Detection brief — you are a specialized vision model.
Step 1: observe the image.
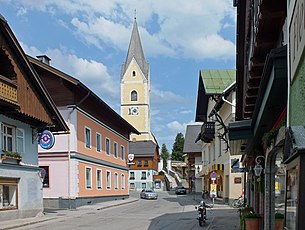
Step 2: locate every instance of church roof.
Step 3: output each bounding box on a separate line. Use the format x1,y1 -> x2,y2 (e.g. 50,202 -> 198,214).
121,19 -> 149,79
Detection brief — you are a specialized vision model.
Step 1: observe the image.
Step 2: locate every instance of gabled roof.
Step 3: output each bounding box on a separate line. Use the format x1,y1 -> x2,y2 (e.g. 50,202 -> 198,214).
121,19 -> 149,79
0,15 -> 68,133
129,140 -> 157,157
195,69 -> 236,122
200,70 -> 236,94
183,124 -> 202,153
28,55 -> 140,137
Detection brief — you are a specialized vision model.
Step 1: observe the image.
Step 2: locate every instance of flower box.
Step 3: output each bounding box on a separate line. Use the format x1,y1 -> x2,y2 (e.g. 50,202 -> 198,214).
1,151 -> 22,164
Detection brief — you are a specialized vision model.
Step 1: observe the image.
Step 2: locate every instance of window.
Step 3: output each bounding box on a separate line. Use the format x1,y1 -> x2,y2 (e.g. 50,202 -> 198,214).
106,171 -> 111,189
106,138 -> 110,155
97,169 -> 102,189
86,167 -> 92,189
114,173 -> 118,189
121,174 -> 125,189
144,160 -> 148,167
138,160 -> 142,167
40,166 -> 49,188
96,133 -> 101,152
85,127 -> 91,149
131,90 -> 137,101
130,183 -> 135,189
121,146 -> 125,160
16,128 -> 24,153
130,171 -> 135,180
114,142 -> 118,158
1,124 -> 24,154
2,124 -> 14,151
141,171 -> 146,180
141,183 -> 146,189
0,178 -> 18,210
132,70 -> 136,77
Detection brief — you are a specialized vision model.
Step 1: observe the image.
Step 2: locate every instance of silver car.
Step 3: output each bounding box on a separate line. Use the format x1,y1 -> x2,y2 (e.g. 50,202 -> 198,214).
140,189 -> 158,200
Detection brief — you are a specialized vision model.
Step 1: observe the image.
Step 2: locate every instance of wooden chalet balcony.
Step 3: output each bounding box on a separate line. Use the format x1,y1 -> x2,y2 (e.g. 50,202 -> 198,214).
0,75 -> 18,105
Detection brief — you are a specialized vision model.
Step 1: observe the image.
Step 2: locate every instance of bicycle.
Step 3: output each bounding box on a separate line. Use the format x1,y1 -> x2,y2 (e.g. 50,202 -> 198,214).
231,196 -> 244,208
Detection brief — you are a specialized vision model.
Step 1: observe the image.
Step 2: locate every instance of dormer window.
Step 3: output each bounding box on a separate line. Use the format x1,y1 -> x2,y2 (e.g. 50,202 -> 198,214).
131,90 -> 138,101
132,71 -> 136,77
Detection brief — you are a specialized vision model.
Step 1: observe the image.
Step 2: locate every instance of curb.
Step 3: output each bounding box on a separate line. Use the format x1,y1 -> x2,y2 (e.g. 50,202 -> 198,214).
0,217 -> 57,230
96,198 -> 139,210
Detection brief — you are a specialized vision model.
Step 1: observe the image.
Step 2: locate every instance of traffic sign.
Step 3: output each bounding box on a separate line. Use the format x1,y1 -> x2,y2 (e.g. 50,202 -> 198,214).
211,171 -> 217,179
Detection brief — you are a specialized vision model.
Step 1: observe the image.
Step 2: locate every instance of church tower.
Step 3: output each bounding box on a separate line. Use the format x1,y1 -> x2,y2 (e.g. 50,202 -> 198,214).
121,17 -> 153,141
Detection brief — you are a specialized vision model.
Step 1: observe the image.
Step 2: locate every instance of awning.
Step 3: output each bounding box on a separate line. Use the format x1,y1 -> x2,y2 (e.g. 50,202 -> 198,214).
212,164 -> 224,171
228,120 -> 252,155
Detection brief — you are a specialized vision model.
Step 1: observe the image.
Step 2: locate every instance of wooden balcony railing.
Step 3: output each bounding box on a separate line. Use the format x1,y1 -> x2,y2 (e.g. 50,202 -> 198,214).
0,75 -> 18,105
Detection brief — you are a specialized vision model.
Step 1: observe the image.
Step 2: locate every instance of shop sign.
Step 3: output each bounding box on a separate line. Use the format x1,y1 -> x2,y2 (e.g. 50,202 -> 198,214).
38,130 -> 55,149
234,177 -> 242,184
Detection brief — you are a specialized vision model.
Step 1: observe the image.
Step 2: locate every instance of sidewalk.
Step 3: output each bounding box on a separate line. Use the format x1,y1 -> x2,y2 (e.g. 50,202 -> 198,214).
0,197 -> 139,230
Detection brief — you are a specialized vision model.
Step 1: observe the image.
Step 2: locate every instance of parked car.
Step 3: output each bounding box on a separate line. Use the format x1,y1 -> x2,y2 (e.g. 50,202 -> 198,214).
140,189 -> 158,200
175,186 -> 186,195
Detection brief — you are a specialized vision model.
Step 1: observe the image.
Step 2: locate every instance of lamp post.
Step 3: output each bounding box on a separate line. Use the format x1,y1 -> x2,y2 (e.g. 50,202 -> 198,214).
254,155 -> 265,177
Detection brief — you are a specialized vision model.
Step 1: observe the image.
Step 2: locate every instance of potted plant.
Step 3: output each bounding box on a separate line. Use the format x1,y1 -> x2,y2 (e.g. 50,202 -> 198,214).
1,150 -> 22,164
244,211 -> 261,230
239,205 -> 254,230
275,212 -> 284,230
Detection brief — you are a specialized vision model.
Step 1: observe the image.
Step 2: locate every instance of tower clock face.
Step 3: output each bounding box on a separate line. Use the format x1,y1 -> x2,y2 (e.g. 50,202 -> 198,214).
129,106 -> 139,115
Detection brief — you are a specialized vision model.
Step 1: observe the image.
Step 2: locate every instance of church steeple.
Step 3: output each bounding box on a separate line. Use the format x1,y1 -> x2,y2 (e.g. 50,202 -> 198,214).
120,16 -> 153,142
122,18 -> 149,79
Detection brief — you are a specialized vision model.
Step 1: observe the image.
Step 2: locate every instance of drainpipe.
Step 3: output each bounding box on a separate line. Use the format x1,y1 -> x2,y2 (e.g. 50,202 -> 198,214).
67,91 -> 90,209
221,96 -> 236,107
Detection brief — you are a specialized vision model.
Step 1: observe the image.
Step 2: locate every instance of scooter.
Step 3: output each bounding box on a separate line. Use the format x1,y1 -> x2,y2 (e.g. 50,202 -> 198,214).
195,201 -> 211,227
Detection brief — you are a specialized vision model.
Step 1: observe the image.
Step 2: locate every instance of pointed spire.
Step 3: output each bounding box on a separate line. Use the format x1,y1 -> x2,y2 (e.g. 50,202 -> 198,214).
122,16 -> 149,79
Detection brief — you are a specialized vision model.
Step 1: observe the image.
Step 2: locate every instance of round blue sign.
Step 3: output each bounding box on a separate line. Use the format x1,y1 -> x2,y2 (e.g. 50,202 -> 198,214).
39,130 -> 55,149
211,171 -> 217,179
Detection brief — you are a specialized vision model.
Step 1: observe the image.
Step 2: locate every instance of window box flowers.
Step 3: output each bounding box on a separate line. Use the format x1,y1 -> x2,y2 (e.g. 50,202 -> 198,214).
1,150 -> 22,164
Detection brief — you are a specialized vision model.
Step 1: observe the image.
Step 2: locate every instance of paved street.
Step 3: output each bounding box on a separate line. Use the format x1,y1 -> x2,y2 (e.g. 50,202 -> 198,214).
1,191 -> 240,230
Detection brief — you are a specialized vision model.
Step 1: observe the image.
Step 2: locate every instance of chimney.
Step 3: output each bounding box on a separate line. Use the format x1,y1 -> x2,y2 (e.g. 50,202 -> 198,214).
36,55 -> 51,65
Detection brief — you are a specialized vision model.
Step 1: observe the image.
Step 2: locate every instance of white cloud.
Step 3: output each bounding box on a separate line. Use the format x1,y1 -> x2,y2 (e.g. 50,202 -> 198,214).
167,121 -> 186,133
20,42 -> 119,103
151,86 -> 186,105
12,0 -> 236,60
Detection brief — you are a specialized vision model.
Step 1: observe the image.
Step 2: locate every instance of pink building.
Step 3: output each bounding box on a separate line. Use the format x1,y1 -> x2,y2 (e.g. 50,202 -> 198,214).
29,56 -> 139,208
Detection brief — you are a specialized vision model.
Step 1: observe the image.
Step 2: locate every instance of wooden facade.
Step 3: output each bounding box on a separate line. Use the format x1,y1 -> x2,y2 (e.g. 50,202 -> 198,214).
0,15 -> 68,221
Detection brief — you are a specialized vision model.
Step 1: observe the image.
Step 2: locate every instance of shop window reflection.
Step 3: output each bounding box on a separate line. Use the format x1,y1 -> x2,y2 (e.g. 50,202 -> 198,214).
286,165 -> 298,230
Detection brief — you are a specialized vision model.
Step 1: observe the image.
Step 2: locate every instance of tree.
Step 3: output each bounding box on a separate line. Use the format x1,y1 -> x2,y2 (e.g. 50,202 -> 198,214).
161,144 -> 169,169
171,132 -> 185,161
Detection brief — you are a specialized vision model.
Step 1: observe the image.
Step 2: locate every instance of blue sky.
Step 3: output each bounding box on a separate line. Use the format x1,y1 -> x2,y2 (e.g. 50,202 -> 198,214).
1,0 -> 236,151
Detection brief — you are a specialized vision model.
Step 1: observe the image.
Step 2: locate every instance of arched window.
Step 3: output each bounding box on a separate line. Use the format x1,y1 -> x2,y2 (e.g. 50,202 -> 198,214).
131,90 -> 138,101
132,71 -> 136,77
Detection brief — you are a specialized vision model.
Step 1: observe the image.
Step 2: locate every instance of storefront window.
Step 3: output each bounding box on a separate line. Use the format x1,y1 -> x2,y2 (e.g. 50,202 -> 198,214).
274,152 -> 285,214
0,178 -> 18,210
286,165 -> 299,230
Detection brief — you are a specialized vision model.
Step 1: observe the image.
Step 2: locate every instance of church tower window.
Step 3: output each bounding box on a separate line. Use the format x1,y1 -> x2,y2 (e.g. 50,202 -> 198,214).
131,90 -> 138,101
132,71 -> 136,77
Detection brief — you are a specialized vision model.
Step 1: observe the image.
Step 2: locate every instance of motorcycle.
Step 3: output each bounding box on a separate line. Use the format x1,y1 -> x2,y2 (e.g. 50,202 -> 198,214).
195,201 -> 211,227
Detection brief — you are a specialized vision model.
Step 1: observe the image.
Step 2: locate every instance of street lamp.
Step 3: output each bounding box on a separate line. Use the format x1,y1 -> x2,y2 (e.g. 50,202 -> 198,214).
254,155 -> 265,177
